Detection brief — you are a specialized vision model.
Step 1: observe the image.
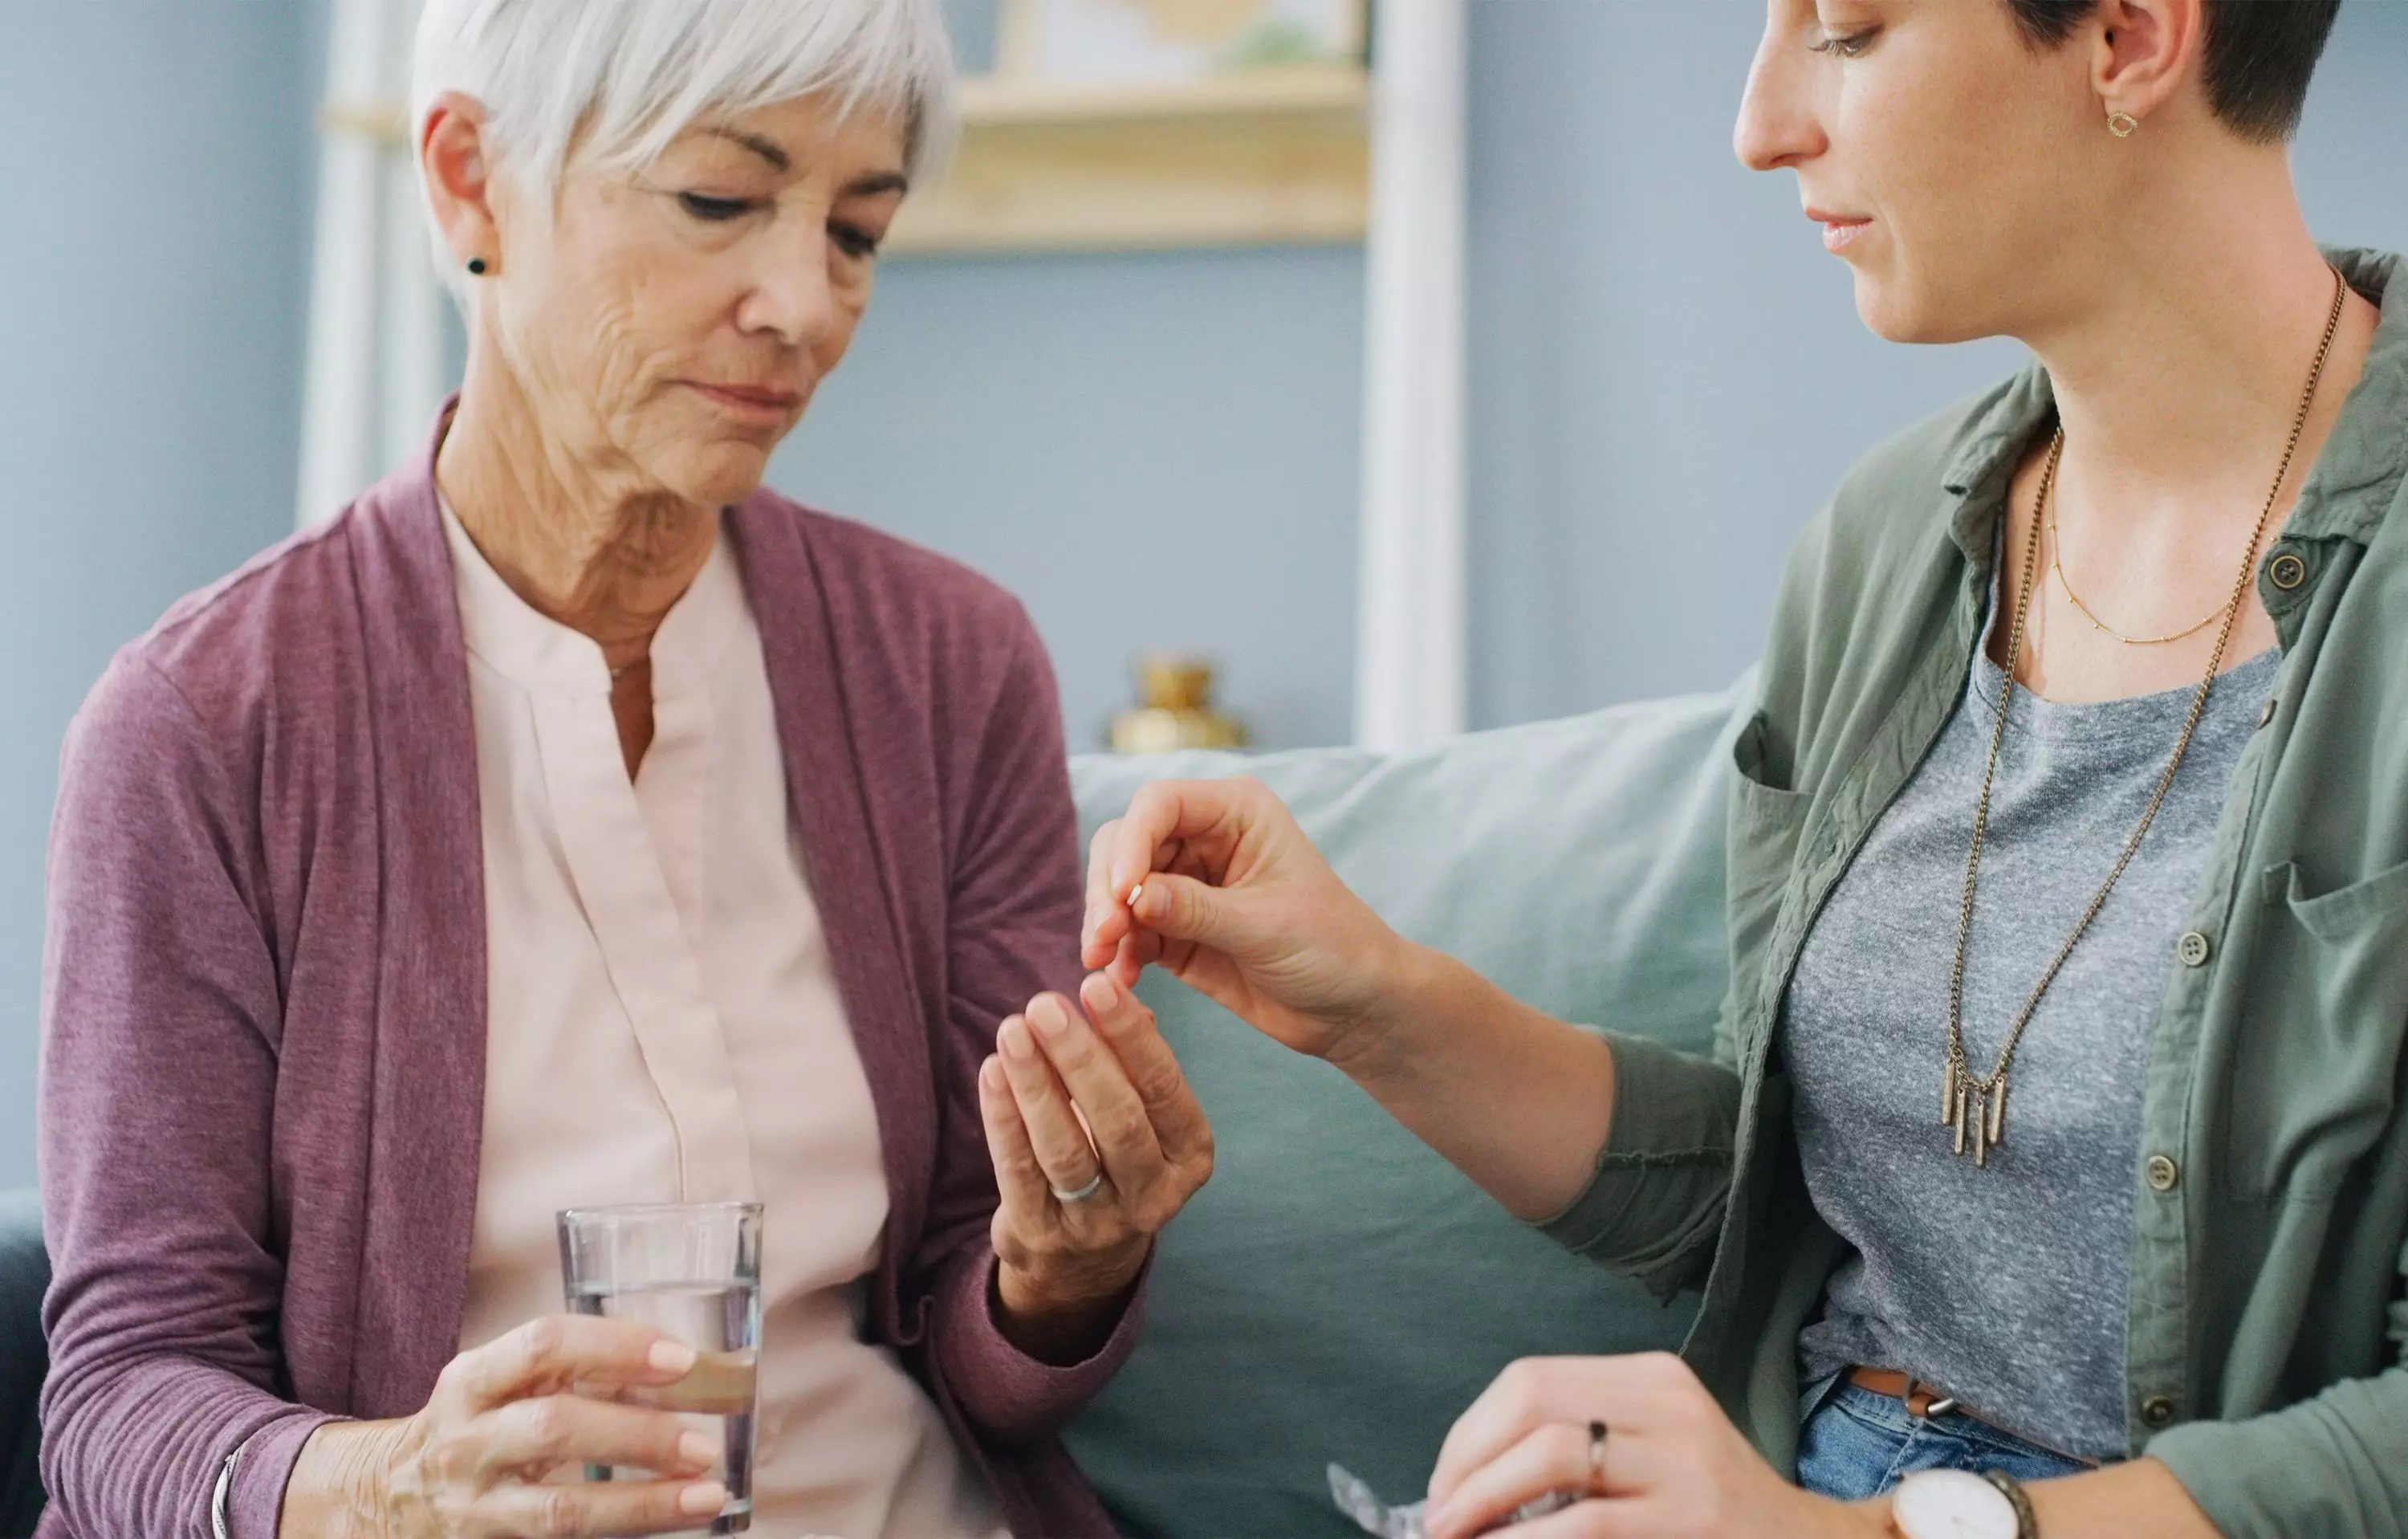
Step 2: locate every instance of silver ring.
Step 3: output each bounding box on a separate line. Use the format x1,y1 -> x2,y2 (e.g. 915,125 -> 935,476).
1587,1419 -> 1609,1498
1051,1172 -> 1107,1204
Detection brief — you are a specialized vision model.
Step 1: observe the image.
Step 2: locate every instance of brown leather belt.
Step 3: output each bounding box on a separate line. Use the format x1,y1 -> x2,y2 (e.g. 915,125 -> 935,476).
1842,1367 -> 2101,1469
1847,1366 -> 1973,1421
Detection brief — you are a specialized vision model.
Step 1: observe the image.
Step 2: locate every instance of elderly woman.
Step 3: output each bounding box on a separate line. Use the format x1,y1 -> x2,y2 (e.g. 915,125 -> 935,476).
35,2 -> 1213,1536
1086,1 -> 2406,1537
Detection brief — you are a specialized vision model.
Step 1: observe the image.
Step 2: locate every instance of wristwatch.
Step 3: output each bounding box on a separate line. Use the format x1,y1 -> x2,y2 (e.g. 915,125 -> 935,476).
1885,1468 -> 2036,1539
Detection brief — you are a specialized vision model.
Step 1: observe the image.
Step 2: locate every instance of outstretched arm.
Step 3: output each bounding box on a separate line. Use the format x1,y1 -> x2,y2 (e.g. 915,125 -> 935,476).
1085,776 -> 1714,1227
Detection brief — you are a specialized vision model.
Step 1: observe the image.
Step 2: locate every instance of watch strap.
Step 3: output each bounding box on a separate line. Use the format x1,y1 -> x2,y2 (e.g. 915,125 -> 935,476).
1980,1468 -> 2039,1539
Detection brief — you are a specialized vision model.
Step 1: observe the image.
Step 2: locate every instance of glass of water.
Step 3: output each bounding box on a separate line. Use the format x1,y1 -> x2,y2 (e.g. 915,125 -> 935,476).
558,1202 -> 763,1536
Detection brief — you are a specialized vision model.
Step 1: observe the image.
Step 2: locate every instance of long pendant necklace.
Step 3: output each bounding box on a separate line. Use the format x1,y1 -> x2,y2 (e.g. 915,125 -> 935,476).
1942,265 -> 2349,1167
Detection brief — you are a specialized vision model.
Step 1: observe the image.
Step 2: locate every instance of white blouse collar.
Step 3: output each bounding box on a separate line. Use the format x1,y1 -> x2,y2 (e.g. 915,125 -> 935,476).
438,495 -> 746,698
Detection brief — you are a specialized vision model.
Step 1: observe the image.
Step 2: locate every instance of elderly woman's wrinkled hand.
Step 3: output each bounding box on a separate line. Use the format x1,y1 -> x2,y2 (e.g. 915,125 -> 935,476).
283,1315 -> 731,1538
978,972 -> 1214,1362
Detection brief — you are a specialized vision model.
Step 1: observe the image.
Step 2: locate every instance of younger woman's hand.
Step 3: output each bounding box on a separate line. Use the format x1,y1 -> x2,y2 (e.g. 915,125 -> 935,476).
1082,777 -> 1415,1065
1424,1353 -> 1884,1539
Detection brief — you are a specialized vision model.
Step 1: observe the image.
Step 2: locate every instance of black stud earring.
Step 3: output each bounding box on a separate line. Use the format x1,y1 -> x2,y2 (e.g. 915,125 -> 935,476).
467,257 -> 489,276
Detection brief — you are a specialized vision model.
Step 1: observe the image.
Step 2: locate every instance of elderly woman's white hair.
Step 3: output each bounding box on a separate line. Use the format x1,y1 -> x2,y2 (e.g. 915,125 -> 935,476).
412,0 -> 957,292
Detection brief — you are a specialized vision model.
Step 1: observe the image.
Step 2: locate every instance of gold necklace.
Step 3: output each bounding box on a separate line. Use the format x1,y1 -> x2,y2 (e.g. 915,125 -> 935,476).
1942,264 -> 2348,1167
2046,497 -> 2235,646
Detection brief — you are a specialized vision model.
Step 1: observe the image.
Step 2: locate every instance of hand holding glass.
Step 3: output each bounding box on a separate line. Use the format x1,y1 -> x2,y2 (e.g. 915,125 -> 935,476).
559,1202 -> 765,1536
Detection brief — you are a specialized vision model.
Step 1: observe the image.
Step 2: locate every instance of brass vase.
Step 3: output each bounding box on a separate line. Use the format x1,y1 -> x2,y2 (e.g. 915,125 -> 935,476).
1108,653 -> 1250,754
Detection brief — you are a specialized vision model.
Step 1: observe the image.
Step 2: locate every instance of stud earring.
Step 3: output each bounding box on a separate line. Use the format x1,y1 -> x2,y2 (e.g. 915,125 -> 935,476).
2107,111 -> 2139,138
466,257 -> 489,275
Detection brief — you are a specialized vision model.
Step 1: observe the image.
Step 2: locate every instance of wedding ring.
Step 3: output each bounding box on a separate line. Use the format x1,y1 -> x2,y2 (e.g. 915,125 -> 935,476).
1051,1172 -> 1107,1204
1587,1419 -> 1609,1497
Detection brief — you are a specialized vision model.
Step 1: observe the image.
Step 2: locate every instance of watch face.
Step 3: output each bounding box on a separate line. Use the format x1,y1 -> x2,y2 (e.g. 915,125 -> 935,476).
1890,1470 -> 2020,1539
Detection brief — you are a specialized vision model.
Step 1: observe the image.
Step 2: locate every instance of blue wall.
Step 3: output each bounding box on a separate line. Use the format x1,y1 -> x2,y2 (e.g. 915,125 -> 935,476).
0,2 -> 319,1189
2292,2 -> 2408,271
1465,0 -> 2018,725
1466,0 -> 2408,727
773,0 -> 1365,755
768,249 -> 1365,754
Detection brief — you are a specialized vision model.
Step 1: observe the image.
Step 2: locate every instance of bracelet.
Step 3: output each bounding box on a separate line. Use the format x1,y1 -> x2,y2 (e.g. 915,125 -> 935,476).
1981,1469 -> 2039,1539
211,1446 -> 242,1539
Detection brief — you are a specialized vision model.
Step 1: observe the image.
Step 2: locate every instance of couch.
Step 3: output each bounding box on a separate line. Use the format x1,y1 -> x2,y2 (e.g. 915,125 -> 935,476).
1059,679 -> 1747,1537
0,676 -> 1748,1538
0,1190 -> 43,1538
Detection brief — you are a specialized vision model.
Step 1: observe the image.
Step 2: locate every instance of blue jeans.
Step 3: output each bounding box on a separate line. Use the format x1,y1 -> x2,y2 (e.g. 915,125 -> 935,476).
1796,1377 -> 2095,1500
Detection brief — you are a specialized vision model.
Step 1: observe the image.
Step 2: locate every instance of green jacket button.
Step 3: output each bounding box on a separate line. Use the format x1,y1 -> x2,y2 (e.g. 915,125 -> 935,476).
2146,1154 -> 2180,1192
2141,1394 -> 2179,1428
2177,930 -> 2212,967
2269,552 -> 2308,591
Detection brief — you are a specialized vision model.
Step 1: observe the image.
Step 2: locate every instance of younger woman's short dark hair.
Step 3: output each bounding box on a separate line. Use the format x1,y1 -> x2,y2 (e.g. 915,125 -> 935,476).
2005,0 -> 2343,142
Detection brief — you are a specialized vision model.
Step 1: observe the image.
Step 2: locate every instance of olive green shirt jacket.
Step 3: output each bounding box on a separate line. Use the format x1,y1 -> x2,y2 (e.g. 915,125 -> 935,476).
1542,246 -> 2408,1538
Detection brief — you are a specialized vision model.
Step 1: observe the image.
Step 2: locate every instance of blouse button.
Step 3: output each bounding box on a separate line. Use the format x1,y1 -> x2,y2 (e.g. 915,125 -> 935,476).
2146,1154 -> 2180,1192
2176,930 -> 2213,968
2141,1394 -> 2180,1429
2268,551 -> 2308,592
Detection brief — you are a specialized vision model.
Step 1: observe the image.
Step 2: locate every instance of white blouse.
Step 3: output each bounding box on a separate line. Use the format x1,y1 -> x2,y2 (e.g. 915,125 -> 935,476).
442,503 -> 1008,1539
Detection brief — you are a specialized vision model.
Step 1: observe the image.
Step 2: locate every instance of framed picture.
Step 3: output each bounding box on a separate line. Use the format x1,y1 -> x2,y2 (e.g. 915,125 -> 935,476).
999,0 -> 1368,84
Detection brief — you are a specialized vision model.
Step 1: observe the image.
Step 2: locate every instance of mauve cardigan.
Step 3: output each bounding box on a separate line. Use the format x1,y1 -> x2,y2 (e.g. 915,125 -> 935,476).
36,426 -> 1139,1538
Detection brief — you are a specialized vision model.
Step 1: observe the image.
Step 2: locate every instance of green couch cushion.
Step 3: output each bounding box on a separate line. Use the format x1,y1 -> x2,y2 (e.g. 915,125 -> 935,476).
1060,678 -> 1752,1538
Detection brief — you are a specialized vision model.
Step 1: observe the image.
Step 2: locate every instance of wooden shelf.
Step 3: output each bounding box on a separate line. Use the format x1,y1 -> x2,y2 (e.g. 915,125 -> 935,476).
952,64 -> 1369,125
319,64 -> 1373,258
887,66 -> 1371,257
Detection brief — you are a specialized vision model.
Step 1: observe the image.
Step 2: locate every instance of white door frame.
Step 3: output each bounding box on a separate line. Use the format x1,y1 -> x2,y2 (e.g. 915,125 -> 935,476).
298,0 -> 447,528
1354,0 -> 1469,749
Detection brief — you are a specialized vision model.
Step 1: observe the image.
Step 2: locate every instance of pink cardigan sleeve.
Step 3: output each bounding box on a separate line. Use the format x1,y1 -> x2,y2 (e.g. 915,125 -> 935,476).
37,656 -> 336,1538
920,608 -> 1149,1445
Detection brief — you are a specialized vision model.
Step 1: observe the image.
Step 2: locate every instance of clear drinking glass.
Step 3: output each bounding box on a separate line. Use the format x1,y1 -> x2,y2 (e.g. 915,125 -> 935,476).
558,1202 -> 763,1536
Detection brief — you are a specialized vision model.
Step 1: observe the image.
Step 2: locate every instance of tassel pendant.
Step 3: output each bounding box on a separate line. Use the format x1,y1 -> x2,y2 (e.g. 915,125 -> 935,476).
1941,1061 -> 2012,1166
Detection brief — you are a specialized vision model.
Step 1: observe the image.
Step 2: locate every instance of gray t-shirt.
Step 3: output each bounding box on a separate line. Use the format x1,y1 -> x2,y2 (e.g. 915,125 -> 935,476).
1785,633 -> 2279,1461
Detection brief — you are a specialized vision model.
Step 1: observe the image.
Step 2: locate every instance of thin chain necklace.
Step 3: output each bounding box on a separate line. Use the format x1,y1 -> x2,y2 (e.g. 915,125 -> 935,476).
2048,499 -> 2235,645
1942,264 -> 2349,1167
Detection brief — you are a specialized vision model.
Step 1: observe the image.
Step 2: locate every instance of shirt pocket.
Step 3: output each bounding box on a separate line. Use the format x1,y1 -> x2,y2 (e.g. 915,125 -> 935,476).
2219,857 -> 2408,1201
1726,710 -> 1814,1054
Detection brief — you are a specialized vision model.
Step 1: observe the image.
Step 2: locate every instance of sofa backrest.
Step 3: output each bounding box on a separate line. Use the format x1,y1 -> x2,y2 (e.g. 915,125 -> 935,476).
0,1189 -> 47,1537
1060,678 -> 1751,1537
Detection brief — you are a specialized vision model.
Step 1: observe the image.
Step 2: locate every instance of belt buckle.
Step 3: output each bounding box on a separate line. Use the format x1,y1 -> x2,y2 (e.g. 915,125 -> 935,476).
1904,1378 -> 1958,1419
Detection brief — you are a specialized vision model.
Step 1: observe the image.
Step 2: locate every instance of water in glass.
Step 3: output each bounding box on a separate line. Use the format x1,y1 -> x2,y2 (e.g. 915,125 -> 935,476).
570,1278 -> 759,1533
559,1202 -> 763,1538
